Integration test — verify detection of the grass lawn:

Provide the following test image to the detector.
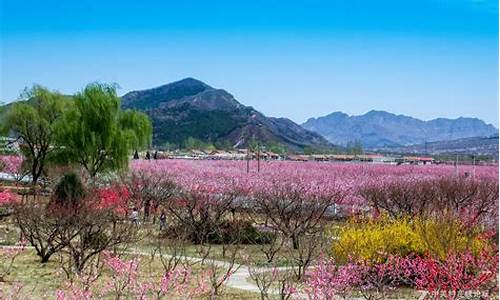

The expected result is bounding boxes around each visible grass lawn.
[1,249,259,299]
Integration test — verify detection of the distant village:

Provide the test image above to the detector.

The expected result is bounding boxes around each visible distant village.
[134,148,438,165]
[2,136,492,166]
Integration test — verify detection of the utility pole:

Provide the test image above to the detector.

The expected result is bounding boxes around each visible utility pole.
[246,148,250,173]
[257,142,260,173]
[454,154,458,176]
[472,155,476,179]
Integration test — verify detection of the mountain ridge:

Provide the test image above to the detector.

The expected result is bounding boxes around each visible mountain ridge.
[302,110,498,149]
[374,135,499,158]
[121,78,332,150]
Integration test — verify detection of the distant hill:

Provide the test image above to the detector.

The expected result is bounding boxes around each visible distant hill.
[302,110,498,149]
[373,135,499,158]
[122,78,331,150]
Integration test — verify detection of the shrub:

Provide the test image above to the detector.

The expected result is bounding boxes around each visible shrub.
[332,216,490,263]
[332,217,424,264]
[211,219,275,244]
[0,206,8,218]
[0,190,16,207]
[52,172,86,208]
[413,214,486,261]
[387,248,499,299]
[305,250,499,300]
[166,219,274,245]
[82,231,109,250]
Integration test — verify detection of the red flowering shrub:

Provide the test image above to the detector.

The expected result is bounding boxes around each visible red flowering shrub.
[410,250,499,300]
[97,185,131,216]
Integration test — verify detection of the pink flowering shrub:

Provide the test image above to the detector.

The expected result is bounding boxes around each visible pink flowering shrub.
[0,156,23,174]
[305,256,414,300]
[55,252,210,299]
[154,267,208,299]
[103,252,141,299]
[0,190,16,206]
[55,285,94,300]
[305,257,361,299]
[305,250,499,300]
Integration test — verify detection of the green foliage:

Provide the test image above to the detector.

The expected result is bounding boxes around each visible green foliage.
[303,146,315,155]
[82,231,109,250]
[152,104,243,147]
[56,83,152,177]
[166,219,275,245]
[161,142,177,151]
[248,136,260,152]
[184,137,204,150]
[215,140,234,151]
[52,172,86,207]
[205,142,217,152]
[267,142,287,155]
[208,219,275,245]
[120,110,153,150]
[303,146,325,155]
[182,136,217,151]
[346,139,363,155]
[4,85,67,183]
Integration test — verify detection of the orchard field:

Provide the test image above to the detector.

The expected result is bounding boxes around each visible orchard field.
[0,157,498,300]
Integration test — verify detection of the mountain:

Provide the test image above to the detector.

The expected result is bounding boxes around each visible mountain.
[122,78,331,150]
[373,135,499,158]
[302,110,498,149]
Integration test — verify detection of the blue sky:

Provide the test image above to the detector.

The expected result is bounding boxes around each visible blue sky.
[1,0,498,126]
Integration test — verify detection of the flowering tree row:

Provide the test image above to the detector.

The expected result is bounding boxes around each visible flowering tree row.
[131,159,498,220]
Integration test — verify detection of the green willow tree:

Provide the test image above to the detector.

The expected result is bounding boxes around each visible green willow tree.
[57,83,152,178]
[5,85,67,184]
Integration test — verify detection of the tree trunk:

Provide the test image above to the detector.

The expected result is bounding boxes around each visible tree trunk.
[257,149,260,172]
[40,253,52,263]
[291,234,299,250]
[144,199,150,221]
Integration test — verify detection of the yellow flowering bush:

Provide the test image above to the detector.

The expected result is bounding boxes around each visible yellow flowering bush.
[413,216,486,261]
[332,216,489,263]
[332,217,423,264]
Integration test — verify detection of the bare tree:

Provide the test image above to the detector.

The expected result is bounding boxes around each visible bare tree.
[289,228,326,280]
[361,176,498,227]
[14,202,69,263]
[150,225,194,276]
[205,241,240,300]
[259,233,285,264]
[56,196,138,274]
[275,268,297,300]
[122,171,178,222]
[253,183,342,250]
[165,189,236,244]
[246,254,291,300]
